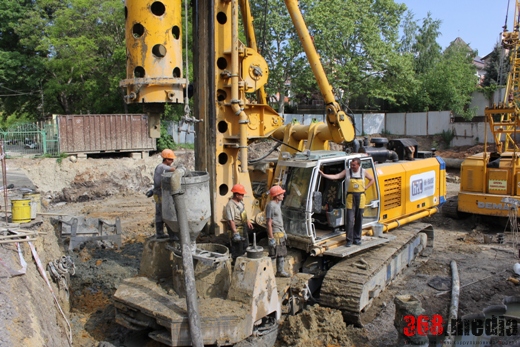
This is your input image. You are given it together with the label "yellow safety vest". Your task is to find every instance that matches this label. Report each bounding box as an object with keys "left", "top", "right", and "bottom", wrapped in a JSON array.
[{"left": 346, "top": 168, "right": 366, "bottom": 209}]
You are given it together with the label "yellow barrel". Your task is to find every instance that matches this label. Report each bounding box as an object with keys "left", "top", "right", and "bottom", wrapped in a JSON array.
[
  {"left": 23, "top": 192, "right": 41, "bottom": 219},
  {"left": 11, "top": 199, "right": 31, "bottom": 223}
]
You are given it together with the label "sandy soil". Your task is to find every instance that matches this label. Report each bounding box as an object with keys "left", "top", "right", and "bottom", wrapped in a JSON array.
[{"left": 1, "top": 139, "right": 520, "bottom": 347}]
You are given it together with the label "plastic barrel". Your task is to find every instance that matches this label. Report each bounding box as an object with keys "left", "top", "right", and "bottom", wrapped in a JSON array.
[
  {"left": 23, "top": 192, "right": 41, "bottom": 219},
  {"left": 11, "top": 199, "right": 31, "bottom": 223}
]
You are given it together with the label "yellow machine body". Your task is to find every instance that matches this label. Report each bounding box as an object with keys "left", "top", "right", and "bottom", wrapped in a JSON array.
[
  {"left": 377, "top": 157, "right": 443, "bottom": 226},
  {"left": 457, "top": 152, "right": 520, "bottom": 217},
  {"left": 121, "top": 0, "right": 185, "bottom": 104}
]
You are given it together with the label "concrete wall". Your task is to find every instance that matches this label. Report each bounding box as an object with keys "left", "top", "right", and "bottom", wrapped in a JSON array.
[
  {"left": 427, "top": 111, "right": 452, "bottom": 134},
  {"left": 470, "top": 87, "right": 505, "bottom": 115},
  {"left": 171, "top": 112, "right": 492, "bottom": 147},
  {"left": 451, "top": 122, "right": 491, "bottom": 147},
  {"left": 363, "top": 113, "right": 385, "bottom": 135},
  {"left": 353, "top": 113, "right": 363, "bottom": 136},
  {"left": 386, "top": 113, "right": 405, "bottom": 135},
  {"left": 281, "top": 110, "right": 495, "bottom": 147},
  {"left": 470, "top": 90, "right": 489, "bottom": 117},
  {"left": 284, "top": 111, "right": 452, "bottom": 137}
]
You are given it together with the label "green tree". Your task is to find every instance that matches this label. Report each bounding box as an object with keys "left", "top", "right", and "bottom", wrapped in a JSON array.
[
  {"left": 396, "top": 10, "right": 477, "bottom": 116},
  {"left": 482, "top": 42, "right": 509, "bottom": 88},
  {"left": 300, "top": 0, "right": 416, "bottom": 111},
  {"left": 37, "top": 0, "right": 126, "bottom": 115},
  {"left": 250, "top": 0, "right": 308, "bottom": 114},
  {"left": 422, "top": 43, "right": 478, "bottom": 118},
  {"left": 412, "top": 12, "right": 442, "bottom": 74},
  {"left": 397, "top": 12, "right": 443, "bottom": 112},
  {"left": 157, "top": 121, "right": 175, "bottom": 151},
  {"left": 399, "top": 10, "right": 418, "bottom": 53},
  {"left": 0, "top": 0, "right": 47, "bottom": 121}
]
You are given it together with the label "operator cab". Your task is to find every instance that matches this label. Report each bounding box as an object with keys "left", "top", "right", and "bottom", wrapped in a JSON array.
[{"left": 277, "top": 151, "right": 381, "bottom": 252}]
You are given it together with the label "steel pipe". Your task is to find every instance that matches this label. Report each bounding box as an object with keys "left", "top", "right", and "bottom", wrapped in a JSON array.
[{"left": 170, "top": 168, "right": 203, "bottom": 347}]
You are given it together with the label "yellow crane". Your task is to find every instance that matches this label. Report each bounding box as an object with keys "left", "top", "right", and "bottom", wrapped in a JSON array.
[{"left": 448, "top": 0, "right": 520, "bottom": 219}]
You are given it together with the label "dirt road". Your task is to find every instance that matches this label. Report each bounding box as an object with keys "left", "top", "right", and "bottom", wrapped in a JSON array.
[{"left": 1, "top": 147, "right": 520, "bottom": 346}]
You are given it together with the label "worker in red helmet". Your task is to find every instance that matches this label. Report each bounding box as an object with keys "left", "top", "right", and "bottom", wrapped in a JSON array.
[
  {"left": 225, "top": 184, "right": 254, "bottom": 260},
  {"left": 266, "top": 185, "right": 290, "bottom": 277},
  {"left": 153, "top": 149, "right": 177, "bottom": 239}
]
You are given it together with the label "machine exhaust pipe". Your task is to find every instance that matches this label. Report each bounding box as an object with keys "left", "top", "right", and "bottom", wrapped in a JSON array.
[{"left": 170, "top": 168, "right": 204, "bottom": 347}]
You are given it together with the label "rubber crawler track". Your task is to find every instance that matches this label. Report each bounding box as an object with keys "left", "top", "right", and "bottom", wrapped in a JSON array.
[{"left": 319, "top": 222, "right": 434, "bottom": 326}]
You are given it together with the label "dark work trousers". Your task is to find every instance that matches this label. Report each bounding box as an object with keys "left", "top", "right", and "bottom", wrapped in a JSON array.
[
  {"left": 155, "top": 201, "right": 173, "bottom": 237},
  {"left": 346, "top": 192, "right": 364, "bottom": 244},
  {"left": 229, "top": 232, "right": 249, "bottom": 260}
]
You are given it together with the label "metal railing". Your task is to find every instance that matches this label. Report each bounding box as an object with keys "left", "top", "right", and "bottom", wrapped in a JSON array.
[{"left": 0, "top": 123, "right": 60, "bottom": 157}]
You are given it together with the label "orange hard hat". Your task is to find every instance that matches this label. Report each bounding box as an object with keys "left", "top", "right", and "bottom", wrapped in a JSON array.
[
  {"left": 231, "top": 184, "right": 246, "bottom": 195},
  {"left": 269, "top": 185, "right": 286, "bottom": 198},
  {"left": 161, "top": 149, "right": 176, "bottom": 159}
]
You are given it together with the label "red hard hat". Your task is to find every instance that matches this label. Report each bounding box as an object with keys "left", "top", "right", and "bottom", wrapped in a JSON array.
[
  {"left": 161, "top": 149, "right": 176, "bottom": 159},
  {"left": 231, "top": 184, "right": 246, "bottom": 195},
  {"left": 269, "top": 185, "right": 286, "bottom": 198}
]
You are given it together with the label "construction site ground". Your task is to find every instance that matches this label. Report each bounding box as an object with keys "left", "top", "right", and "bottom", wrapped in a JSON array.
[{"left": 1, "top": 137, "right": 520, "bottom": 347}]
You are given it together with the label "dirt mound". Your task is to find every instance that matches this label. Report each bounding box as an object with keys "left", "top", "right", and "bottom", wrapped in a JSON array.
[
  {"left": 277, "top": 305, "right": 353, "bottom": 347},
  {"left": 436, "top": 144, "right": 496, "bottom": 159},
  {"left": 14, "top": 151, "right": 195, "bottom": 203},
  {"left": 248, "top": 139, "right": 280, "bottom": 160},
  {"left": 0, "top": 220, "right": 70, "bottom": 347}
]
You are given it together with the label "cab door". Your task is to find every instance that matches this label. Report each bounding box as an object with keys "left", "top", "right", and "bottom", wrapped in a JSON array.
[
  {"left": 314, "top": 156, "right": 380, "bottom": 229},
  {"left": 353, "top": 157, "right": 380, "bottom": 227}
]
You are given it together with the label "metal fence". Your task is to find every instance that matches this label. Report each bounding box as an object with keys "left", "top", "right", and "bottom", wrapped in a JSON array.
[{"left": 0, "top": 123, "right": 60, "bottom": 158}]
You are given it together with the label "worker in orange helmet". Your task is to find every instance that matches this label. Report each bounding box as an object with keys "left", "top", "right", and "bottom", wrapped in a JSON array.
[
  {"left": 153, "top": 149, "right": 177, "bottom": 239},
  {"left": 225, "top": 184, "right": 254, "bottom": 260},
  {"left": 266, "top": 185, "right": 290, "bottom": 277}
]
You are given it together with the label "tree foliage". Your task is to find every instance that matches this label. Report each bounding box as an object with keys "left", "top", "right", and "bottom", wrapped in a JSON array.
[
  {"left": 0, "top": 0, "right": 483, "bottom": 123},
  {"left": 39, "top": 0, "right": 126, "bottom": 115},
  {"left": 0, "top": 0, "right": 47, "bottom": 120},
  {"left": 482, "top": 42, "right": 509, "bottom": 88},
  {"left": 396, "top": 10, "right": 477, "bottom": 117},
  {"left": 422, "top": 43, "right": 478, "bottom": 118},
  {"left": 249, "top": 0, "right": 308, "bottom": 113},
  {"left": 0, "top": 0, "right": 126, "bottom": 122}
]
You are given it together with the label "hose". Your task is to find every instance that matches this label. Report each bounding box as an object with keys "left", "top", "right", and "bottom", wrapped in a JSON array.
[
  {"left": 249, "top": 142, "right": 282, "bottom": 163},
  {"left": 387, "top": 150, "right": 399, "bottom": 162},
  {"left": 442, "top": 261, "right": 460, "bottom": 347},
  {"left": 47, "top": 256, "right": 75, "bottom": 293}
]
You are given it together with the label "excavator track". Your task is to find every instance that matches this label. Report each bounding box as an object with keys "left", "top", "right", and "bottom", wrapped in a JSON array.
[
  {"left": 319, "top": 222, "right": 434, "bottom": 326},
  {"left": 442, "top": 196, "right": 461, "bottom": 219},
  {"left": 442, "top": 196, "right": 471, "bottom": 220}
]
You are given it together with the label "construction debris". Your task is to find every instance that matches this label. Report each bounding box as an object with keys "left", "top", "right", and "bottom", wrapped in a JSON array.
[{"left": 0, "top": 243, "right": 27, "bottom": 277}]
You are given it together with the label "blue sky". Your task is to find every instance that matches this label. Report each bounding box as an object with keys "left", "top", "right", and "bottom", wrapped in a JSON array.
[{"left": 398, "top": 0, "right": 512, "bottom": 57}]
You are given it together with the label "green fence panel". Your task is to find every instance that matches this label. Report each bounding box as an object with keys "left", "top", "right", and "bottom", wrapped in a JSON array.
[{"left": 0, "top": 123, "right": 60, "bottom": 157}]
